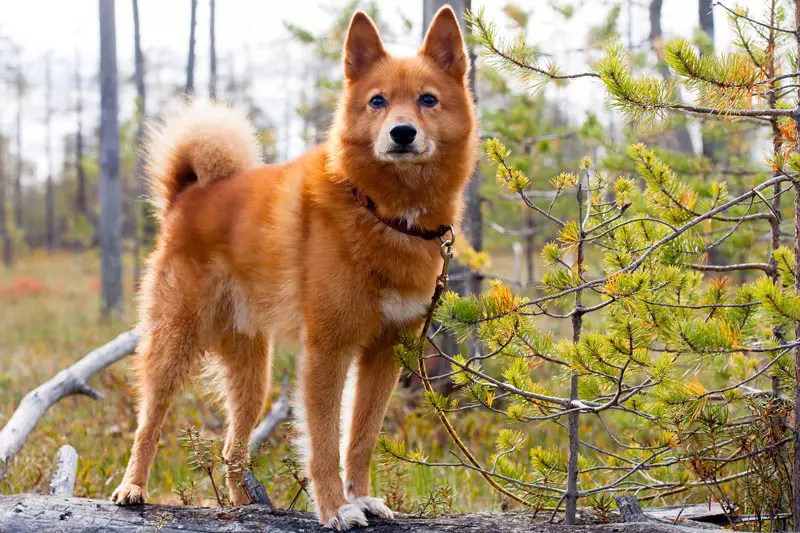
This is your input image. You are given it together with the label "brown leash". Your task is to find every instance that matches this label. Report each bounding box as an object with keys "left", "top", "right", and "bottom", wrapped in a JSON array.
[{"left": 349, "top": 185, "right": 452, "bottom": 241}]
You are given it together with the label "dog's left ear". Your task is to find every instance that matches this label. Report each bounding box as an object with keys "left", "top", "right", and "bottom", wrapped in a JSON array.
[
  {"left": 420, "top": 6, "right": 468, "bottom": 79},
  {"left": 344, "top": 11, "right": 387, "bottom": 80}
]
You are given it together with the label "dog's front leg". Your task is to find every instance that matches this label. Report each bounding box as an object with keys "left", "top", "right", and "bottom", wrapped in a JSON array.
[
  {"left": 343, "top": 331, "right": 401, "bottom": 519},
  {"left": 303, "top": 339, "right": 367, "bottom": 530}
]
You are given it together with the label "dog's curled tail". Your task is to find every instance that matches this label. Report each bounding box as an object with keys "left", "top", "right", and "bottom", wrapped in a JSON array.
[{"left": 146, "top": 100, "right": 262, "bottom": 217}]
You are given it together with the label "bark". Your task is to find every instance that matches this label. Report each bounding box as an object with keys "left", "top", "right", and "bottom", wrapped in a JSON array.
[
  {"left": 649, "top": 0, "right": 694, "bottom": 154},
  {"left": 565, "top": 177, "right": 587, "bottom": 526},
  {"left": 1, "top": 135, "right": 11, "bottom": 267},
  {"left": 615, "top": 495, "right": 646, "bottom": 523},
  {"left": 75, "top": 52, "right": 87, "bottom": 221},
  {"left": 99, "top": 0, "right": 123, "bottom": 318},
  {"left": 242, "top": 471, "right": 272, "bottom": 507},
  {"left": 132, "top": 0, "right": 146, "bottom": 287},
  {"left": 49, "top": 445, "right": 78, "bottom": 497},
  {"left": 0, "top": 329, "right": 139, "bottom": 481},
  {"left": 13, "top": 64, "right": 23, "bottom": 232},
  {"left": 525, "top": 211, "right": 535, "bottom": 285},
  {"left": 209, "top": 0, "right": 217, "bottom": 99},
  {"left": 186, "top": 0, "right": 197, "bottom": 94},
  {"left": 0, "top": 494, "right": 720, "bottom": 533},
  {"left": 45, "top": 54, "right": 55, "bottom": 253}
]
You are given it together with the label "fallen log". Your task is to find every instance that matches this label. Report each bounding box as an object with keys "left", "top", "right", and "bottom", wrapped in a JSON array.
[
  {"left": 0, "top": 494, "right": 722, "bottom": 533},
  {"left": 0, "top": 328, "right": 140, "bottom": 480}
]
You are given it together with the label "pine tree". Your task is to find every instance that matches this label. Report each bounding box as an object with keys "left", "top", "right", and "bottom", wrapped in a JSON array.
[{"left": 381, "top": 2, "right": 800, "bottom": 529}]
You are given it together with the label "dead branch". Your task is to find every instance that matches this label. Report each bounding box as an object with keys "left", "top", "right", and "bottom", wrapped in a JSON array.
[
  {"left": 249, "top": 384, "right": 290, "bottom": 456},
  {"left": 0, "top": 328, "right": 140, "bottom": 480}
]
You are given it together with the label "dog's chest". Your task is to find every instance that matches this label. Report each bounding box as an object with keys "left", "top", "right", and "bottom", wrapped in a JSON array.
[{"left": 379, "top": 289, "right": 430, "bottom": 325}]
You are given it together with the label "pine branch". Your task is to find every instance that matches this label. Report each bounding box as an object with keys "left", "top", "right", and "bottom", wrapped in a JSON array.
[{"left": 715, "top": 2, "right": 795, "bottom": 35}]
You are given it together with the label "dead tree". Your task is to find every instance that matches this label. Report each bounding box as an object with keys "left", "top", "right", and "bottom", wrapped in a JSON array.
[
  {"left": 648, "top": 0, "right": 694, "bottom": 154},
  {"left": 74, "top": 48, "right": 88, "bottom": 223},
  {"left": 0, "top": 134, "right": 11, "bottom": 267},
  {"left": 209, "top": 0, "right": 217, "bottom": 99},
  {"left": 186, "top": 0, "right": 197, "bottom": 94},
  {"left": 99, "top": 0, "right": 123, "bottom": 318},
  {"left": 44, "top": 53, "right": 55, "bottom": 253},
  {"left": 132, "top": 0, "right": 146, "bottom": 286},
  {"left": 698, "top": 0, "right": 719, "bottom": 161},
  {"left": 13, "top": 55, "right": 24, "bottom": 232}
]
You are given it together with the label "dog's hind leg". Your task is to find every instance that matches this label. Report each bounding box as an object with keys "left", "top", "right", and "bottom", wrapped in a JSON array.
[
  {"left": 112, "top": 321, "right": 198, "bottom": 505},
  {"left": 343, "top": 332, "right": 400, "bottom": 518},
  {"left": 215, "top": 331, "right": 272, "bottom": 505}
]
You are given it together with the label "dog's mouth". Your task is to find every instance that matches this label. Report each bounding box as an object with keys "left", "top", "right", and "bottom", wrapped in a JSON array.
[{"left": 377, "top": 141, "right": 434, "bottom": 162}]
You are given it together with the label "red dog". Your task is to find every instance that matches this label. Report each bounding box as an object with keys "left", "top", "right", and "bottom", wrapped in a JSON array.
[{"left": 112, "top": 7, "right": 477, "bottom": 530}]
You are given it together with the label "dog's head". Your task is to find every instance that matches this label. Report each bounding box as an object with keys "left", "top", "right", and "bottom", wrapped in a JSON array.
[{"left": 331, "top": 7, "right": 476, "bottom": 174}]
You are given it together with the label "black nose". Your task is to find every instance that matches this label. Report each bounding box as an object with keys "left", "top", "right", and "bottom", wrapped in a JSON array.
[{"left": 389, "top": 124, "right": 417, "bottom": 145}]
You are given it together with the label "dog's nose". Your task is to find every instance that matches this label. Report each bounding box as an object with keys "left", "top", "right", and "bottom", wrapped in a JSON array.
[{"left": 389, "top": 124, "right": 417, "bottom": 145}]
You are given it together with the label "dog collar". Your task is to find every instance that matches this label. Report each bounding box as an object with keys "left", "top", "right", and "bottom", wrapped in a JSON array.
[{"left": 349, "top": 185, "right": 451, "bottom": 241}]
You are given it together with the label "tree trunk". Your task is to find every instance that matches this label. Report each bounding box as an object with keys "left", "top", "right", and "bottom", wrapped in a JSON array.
[
  {"left": 186, "top": 0, "right": 197, "bottom": 94},
  {"left": 209, "top": 0, "right": 217, "bottom": 99},
  {"left": 698, "top": 0, "right": 719, "bottom": 161},
  {"left": 13, "top": 64, "right": 23, "bottom": 233},
  {"left": 45, "top": 54, "right": 55, "bottom": 253},
  {"left": 132, "top": 0, "right": 146, "bottom": 288},
  {"left": 99, "top": 0, "right": 123, "bottom": 318},
  {"left": 75, "top": 51, "right": 88, "bottom": 223},
  {"left": 0, "top": 135, "right": 11, "bottom": 267},
  {"left": 525, "top": 211, "right": 535, "bottom": 286},
  {"left": 649, "top": 0, "right": 694, "bottom": 154}
]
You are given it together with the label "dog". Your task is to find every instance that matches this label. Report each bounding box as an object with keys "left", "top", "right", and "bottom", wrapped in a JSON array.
[{"left": 111, "top": 6, "right": 477, "bottom": 530}]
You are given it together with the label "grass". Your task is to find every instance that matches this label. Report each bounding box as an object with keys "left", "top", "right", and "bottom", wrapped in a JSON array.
[{"left": 0, "top": 249, "right": 511, "bottom": 513}]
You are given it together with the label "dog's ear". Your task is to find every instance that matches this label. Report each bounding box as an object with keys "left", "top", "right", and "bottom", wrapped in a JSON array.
[
  {"left": 343, "top": 11, "right": 387, "bottom": 80},
  {"left": 420, "top": 6, "right": 468, "bottom": 79}
]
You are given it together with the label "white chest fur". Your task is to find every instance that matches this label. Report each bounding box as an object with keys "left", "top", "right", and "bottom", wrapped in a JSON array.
[{"left": 380, "top": 290, "right": 430, "bottom": 325}]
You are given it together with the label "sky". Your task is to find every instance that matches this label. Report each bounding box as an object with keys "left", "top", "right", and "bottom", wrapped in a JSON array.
[{"left": 0, "top": 0, "right": 772, "bottom": 185}]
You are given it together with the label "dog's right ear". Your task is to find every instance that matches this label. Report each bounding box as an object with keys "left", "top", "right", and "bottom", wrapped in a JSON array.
[{"left": 343, "top": 11, "right": 387, "bottom": 80}]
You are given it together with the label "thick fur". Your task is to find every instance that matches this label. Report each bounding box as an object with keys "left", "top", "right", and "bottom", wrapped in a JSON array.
[{"left": 111, "top": 7, "right": 477, "bottom": 530}]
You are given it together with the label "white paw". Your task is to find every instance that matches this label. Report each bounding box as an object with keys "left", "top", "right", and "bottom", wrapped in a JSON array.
[
  {"left": 348, "top": 495, "right": 395, "bottom": 519},
  {"left": 327, "top": 503, "right": 368, "bottom": 531}
]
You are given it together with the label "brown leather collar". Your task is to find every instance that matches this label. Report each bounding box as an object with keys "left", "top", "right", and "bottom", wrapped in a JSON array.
[{"left": 349, "top": 185, "right": 451, "bottom": 241}]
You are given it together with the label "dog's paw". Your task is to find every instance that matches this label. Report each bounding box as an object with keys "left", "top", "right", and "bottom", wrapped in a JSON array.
[
  {"left": 111, "top": 482, "right": 146, "bottom": 505},
  {"left": 348, "top": 495, "right": 394, "bottom": 519},
  {"left": 326, "top": 503, "right": 368, "bottom": 531}
]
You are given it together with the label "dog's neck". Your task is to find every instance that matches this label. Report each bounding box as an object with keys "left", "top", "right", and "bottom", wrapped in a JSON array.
[
  {"left": 348, "top": 185, "right": 452, "bottom": 241},
  {"left": 325, "top": 142, "right": 467, "bottom": 229}
]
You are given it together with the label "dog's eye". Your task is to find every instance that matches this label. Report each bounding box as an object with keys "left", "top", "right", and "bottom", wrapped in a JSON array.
[
  {"left": 369, "top": 95, "right": 387, "bottom": 109},
  {"left": 419, "top": 93, "right": 438, "bottom": 108}
]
